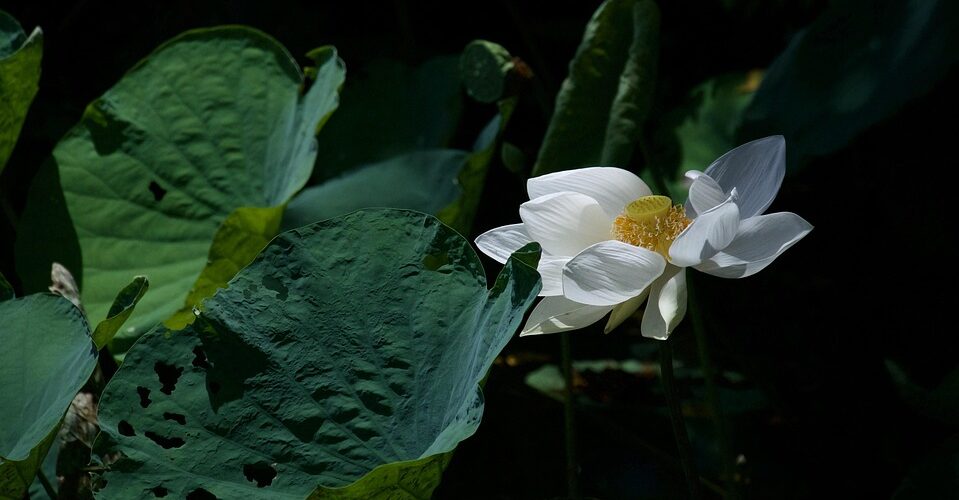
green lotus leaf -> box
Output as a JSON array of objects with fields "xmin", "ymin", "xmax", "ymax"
[
  {"xmin": 52, "ymin": 27, "xmax": 345, "ymax": 351},
  {"xmin": 312, "ymin": 57, "xmax": 462, "ymax": 182},
  {"xmin": 94, "ymin": 209, "xmax": 541, "ymax": 499},
  {"xmin": 533, "ymin": 0, "xmax": 659, "ymax": 175},
  {"xmin": 166, "ymin": 205, "xmax": 284, "ymax": 330},
  {"xmin": 93, "ymin": 276, "xmax": 149, "ymax": 349},
  {"xmin": 283, "ymin": 149, "xmax": 468, "ymax": 231},
  {"xmin": 0, "ymin": 294, "xmax": 96, "ymax": 462},
  {"xmin": 0, "ymin": 10, "xmax": 42, "ymax": 174}
]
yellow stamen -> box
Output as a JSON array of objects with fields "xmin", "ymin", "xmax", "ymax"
[{"xmin": 612, "ymin": 195, "xmax": 691, "ymax": 258}]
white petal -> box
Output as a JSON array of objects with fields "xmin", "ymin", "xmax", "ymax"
[
  {"xmin": 704, "ymin": 136, "xmax": 785, "ymax": 218},
  {"xmin": 537, "ymin": 256, "xmax": 568, "ymax": 296},
  {"xmin": 641, "ymin": 266, "xmax": 688, "ymax": 340},
  {"xmin": 527, "ymin": 167, "xmax": 651, "ymax": 217},
  {"xmin": 696, "ymin": 212, "xmax": 812, "ymax": 278},
  {"xmin": 669, "ymin": 196, "xmax": 741, "ymax": 267},
  {"xmin": 562, "ymin": 240, "xmax": 666, "ymax": 306},
  {"xmin": 520, "ymin": 296, "xmax": 612, "ymax": 336},
  {"xmin": 685, "ymin": 173, "xmax": 727, "ymax": 218},
  {"xmin": 475, "ymin": 223, "xmax": 532, "ymax": 264},
  {"xmin": 604, "ymin": 288, "xmax": 649, "ymax": 334},
  {"xmin": 519, "ymin": 191, "xmax": 613, "ymax": 257}
]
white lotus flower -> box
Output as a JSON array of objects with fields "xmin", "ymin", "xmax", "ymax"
[{"xmin": 476, "ymin": 136, "xmax": 812, "ymax": 340}]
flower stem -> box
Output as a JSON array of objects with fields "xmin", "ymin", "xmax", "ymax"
[
  {"xmin": 660, "ymin": 338, "xmax": 701, "ymax": 500},
  {"xmin": 688, "ymin": 280, "xmax": 739, "ymax": 498},
  {"xmin": 560, "ymin": 331, "xmax": 580, "ymax": 499},
  {"xmin": 38, "ymin": 469, "xmax": 58, "ymax": 499}
]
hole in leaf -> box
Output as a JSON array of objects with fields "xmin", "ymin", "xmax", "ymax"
[
  {"xmin": 186, "ymin": 488, "xmax": 217, "ymax": 500},
  {"xmin": 148, "ymin": 181, "xmax": 166, "ymax": 201},
  {"xmin": 118, "ymin": 420, "xmax": 135, "ymax": 436},
  {"xmin": 150, "ymin": 485, "xmax": 168, "ymax": 497},
  {"xmin": 154, "ymin": 362, "xmax": 183, "ymax": 395},
  {"xmin": 144, "ymin": 431, "xmax": 185, "ymax": 449},
  {"xmin": 192, "ymin": 346, "xmax": 210, "ymax": 369},
  {"xmin": 163, "ymin": 412, "xmax": 187, "ymax": 425},
  {"xmin": 242, "ymin": 462, "xmax": 277, "ymax": 488},
  {"xmin": 261, "ymin": 275, "xmax": 288, "ymax": 300},
  {"xmin": 137, "ymin": 386, "xmax": 152, "ymax": 408}
]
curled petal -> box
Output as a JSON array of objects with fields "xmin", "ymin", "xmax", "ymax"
[
  {"xmin": 669, "ymin": 196, "xmax": 740, "ymax": 267},
  {"xmin": 520, "ymin": 296, "xmax": 612, "ymax": 336},
  {"xmin": 562, "ymin": 240, "xmax": 666, "ymax": 306},
  {"xmin": 527, "ymin": 167, "xmax": 651, "ymax": 217},
  {"xmin": 696, "ymin": 212, "xmax": 812, "ymax": 278},
  {"xmin": 604, "ymin": 288, "xmax": 649, "ymax": 334},
  {"xmin": 519, "ymin": 192, "xmax": 612, "ymax": 257},
  {"xmin": 475, "ymin": 223, "xmax": 532, "ymax": 264},
  {"xmin": 704, "ymin": 135, "xmax": 785, "ymax": 218},
  {"xmin": 685, "ymin": 173, "xmax": 727, "ymax": 218},
  {"xmin": 641, "ymin": 265, "xmax": 688, "ymax": 340}
]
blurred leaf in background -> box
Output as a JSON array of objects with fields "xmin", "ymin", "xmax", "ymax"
[
  {"xmin": 311, "ymin": 57, "xmax": 462, "ymax": 182},
  {"xmin": 740, "ymin": 0, "xmax": 959, "ymax": 167},
  {"xmin": 0, "ymin": 10, "xmax": 42, "ymax": 175},
  {"xmin": 534, "ymin": 0, "xmax": 659, "ymax": 175}
]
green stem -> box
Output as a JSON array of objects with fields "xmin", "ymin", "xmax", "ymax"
[
  {"xmin": 37, "ymin": 469, "xmax": 57, "ymax": 499},
  {"xmin": 689, "ymin": 280, "xmax": 738, "ymax": 498},
  {"xmin": 660, "ymin": 339, "xmax": 701, "ymax": 500},
  {"xmin": 560, "ymin": 331, "xmax": 580, "ymax": 499}
]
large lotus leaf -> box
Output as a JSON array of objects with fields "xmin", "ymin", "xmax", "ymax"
[
  {"xmin": 533, "ymin": 0, "xmax": 659, "ymax": 175},
  {"xmin": 93, "ymin": 209, "xmax": 541, "ymax": 498},
  {"xmin": 740, "ymin": 0, "xmax": 959, "ymax": 167},
  {"xmin": 0, "ymin": 10, "xmax": 42, "ymax": 174},
  {"xmin": 0, "ymin": 294, "xmax": 96, "ymax": 461},
  {"xmin": 283, "ymin": 150, "xmax": 467, "ymax": 231},
  {"xmin": 312, "ymin": 57, "xmax": 462, "ymax": 182},
  {"xmin": 54, "ymin": 27, "xmax": 345, "ymax": 350},
  {"xmin": 166, "ymin": 205, "xmax": 284, "ymax": 330}
]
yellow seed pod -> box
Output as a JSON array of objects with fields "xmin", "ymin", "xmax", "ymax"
[{"xmin": 625, "ymin": 195, "xmax": 672, "ymax": 224}]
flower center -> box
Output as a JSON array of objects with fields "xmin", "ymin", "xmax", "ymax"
[{"xmin": 611, "ymin": 195, "xmax": 691, "ymax": 258}]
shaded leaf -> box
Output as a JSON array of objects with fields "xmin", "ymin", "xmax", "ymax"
[
  {"xmin": 0, "ymin": 427, "xmax": 57, "ymax": 500},
  {"xmin": 93, "ymin": 276, "xmax": 149, "ymax": 349},
  {"xmin": 0, "ymin": 272, "xmax": 11, "ymax": 301},
  {"xmin": 94, "ymin": 209, "xmax": 541, "ymax": 498},
  {"xmin": 740, "ymin": 0, "xmax": 959, "ymax": 166},
  {"xmin": 166, "ymin": 205, "xmax": 283, "ymax": 329},
  {"xmin": 14, "ymin": 158, "xmax": 82, "ymax": 293},
  {"xmin": 51, "ymin": 27, "xmax": 345, "ymax": 351},
  {"xmin": 437, "ymin": 98, "xmax": 516, "ymax": 235},
  {"xmin": 312, "ymin": 57, "xmax": 462, "ymax": 182},
  {"xmin": 533, "ymin": 0, "xmax": 659, "ymax": 175},
  {"xmin": 894, "ymin": 434, "xmax": 959, "ymax": 499},
  {"xmin": 283, "ymin": 150, "xmax": 468, "ymax": 231},
  {"xmin": 0, "ymin": 10, "xmax": 42, "ymax": 173},
  {"xmin": 0, "ymin": 294, "xmax": 96, "ymax": 461}
]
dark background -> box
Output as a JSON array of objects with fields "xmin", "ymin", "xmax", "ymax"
[{"xmin": 2, "ymin": 0, "xmax": 958, "ymax": 498}]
